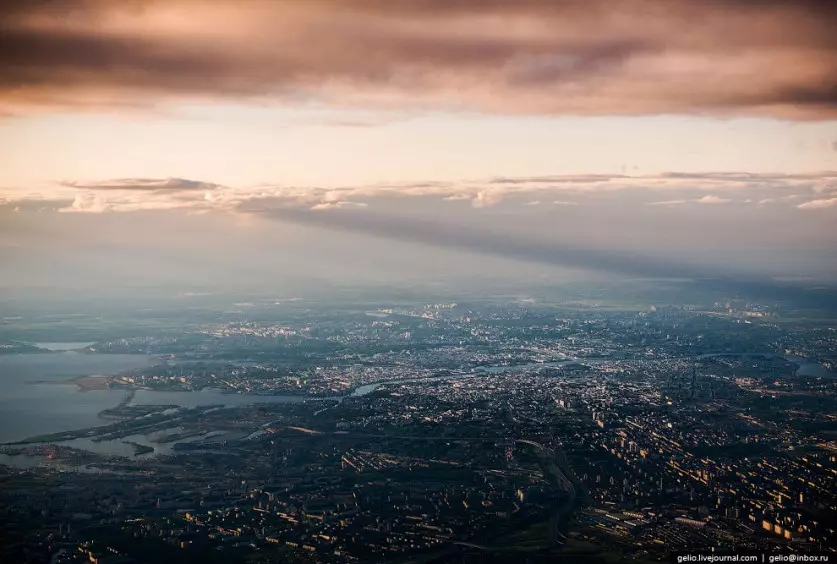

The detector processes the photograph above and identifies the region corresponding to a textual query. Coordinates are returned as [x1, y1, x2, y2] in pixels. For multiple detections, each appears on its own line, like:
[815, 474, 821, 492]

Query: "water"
[785, 355, 833, 379]
[0, 352, 155, 443]
[698, 352, 834, 379]
[0, 453, 47, 468]
[57, 431, 210, 459]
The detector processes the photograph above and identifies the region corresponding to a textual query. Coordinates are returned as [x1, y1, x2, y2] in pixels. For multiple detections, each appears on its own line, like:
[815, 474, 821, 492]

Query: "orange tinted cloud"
[1, 0, 836, 118]
[4, 170, 835, 214]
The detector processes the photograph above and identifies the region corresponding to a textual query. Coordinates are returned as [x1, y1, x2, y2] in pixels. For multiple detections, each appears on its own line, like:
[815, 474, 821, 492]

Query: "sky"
[1, 0, 837, 297]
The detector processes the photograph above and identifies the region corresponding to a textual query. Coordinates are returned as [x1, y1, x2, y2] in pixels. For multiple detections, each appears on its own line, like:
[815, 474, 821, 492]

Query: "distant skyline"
[1, 1, 836, 292]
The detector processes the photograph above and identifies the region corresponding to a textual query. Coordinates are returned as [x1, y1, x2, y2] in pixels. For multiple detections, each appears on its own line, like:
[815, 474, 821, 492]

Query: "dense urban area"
[1, 294, 836, 563]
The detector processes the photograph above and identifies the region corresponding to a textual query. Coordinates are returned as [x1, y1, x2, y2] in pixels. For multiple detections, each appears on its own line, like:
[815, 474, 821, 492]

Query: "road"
[516, 438, 577, 546]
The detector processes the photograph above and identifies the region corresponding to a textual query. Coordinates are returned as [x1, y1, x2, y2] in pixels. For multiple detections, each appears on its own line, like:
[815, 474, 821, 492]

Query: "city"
[1, 296, 835, 562]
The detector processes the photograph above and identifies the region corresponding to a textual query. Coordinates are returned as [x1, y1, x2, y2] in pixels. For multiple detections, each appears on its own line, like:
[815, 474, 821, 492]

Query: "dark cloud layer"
[1, 0, 836, 118]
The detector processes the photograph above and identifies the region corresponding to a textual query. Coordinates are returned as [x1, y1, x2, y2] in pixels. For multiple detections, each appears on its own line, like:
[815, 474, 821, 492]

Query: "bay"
[0, 351, 154, 443]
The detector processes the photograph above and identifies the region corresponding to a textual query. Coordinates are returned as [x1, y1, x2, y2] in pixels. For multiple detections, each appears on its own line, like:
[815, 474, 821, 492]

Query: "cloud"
[61, 178, 224, 192]
[491, 174, 619, 185]
[46, 176, 224, 213]
[797, 197, 837, 210]
[54, 178, 224, 213]
[59, 193, 111, 214]
[521, 199, 582, 207]
[473, 190, 504, 208]
[310, 201, 369, 210]
[759, 194, 800, 205]
[695, 195, 732, 204]
[648, 199, 689, 206]
[5, 171, 837, 215]
[1, 1, 836, 118]
[649, 194, 732, 206]
[57, 193, 207, 213]
[477, 171, 837, 196]
[832, 140, 837, 151]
